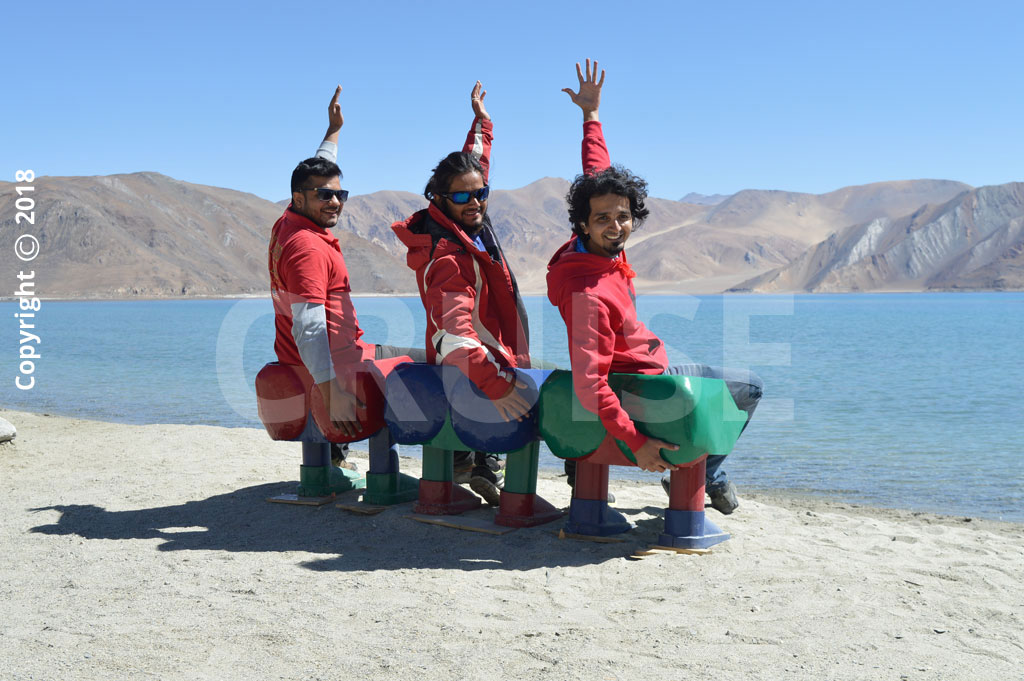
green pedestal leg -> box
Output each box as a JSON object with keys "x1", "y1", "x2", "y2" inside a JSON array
[
  {"x1": 298, "y1": 464, "x2": 365, "y2": 497},
  {"x1": 364, "y1": 472, "x2": 420, "y2": 505},
  {"x1": 496, "y1": 441, "x2": 563, "y2": 528}
]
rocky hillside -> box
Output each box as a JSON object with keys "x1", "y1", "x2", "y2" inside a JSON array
[
  {"x1": 2, "y1": 171, "x2": 1016, "y2": 298},
  {"x1": 730, "y1": 183, "x2": 1024, "y2": 292},
  {"x1": 0, "y1": 173, "x2": 415, "y2": 297}
]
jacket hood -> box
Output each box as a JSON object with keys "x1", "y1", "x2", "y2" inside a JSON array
[
  {"x1": 392, "y1": 203, "x2": 481, "y2": 270},
  {"x1": 546, "y1": 236, "x2": 632, "y2": 305}
]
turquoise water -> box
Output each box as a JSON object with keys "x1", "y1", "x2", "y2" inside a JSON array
[{"x1": 2, "y1": 293, "x2": 1021, "y2": 522}]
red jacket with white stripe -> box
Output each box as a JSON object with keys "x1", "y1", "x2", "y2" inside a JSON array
[
  {"x1": 545, "y1": 121, "x2": 668, "y2": 452},
  {"x1": 392, "y1": 117, "x2": 530, "y2": 400}
]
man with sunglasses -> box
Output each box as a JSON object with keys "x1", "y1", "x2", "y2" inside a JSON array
[
  {"x1": 392, "y1": 81, "x2": 531, "y2": 505},
  {"x1": 269, "y1": 86, "x2": 425, "y2": 458}
]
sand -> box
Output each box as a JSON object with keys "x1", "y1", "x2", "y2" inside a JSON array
[{"x1": 1, "y1": 408, "x2": 1021, "y2": 681}]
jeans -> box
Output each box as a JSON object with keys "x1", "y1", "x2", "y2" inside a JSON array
[{"x1": 662, "y1": 364, "x2": 764, "y2": 490}]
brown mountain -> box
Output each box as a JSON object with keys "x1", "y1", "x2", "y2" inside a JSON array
[
  {"x1": 730, "y1": 183, "x2": 1024, "y2": 292},
  {"x1": 2, "y1": 172, "x2": 1013, "y2": 299},
  {"x1": 0, "y1": 173, "x2": 415, "y2": 297}
]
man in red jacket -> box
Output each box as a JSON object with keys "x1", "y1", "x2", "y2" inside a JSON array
[
  {"x1": 270, "y1": 86, "x2": 425, "y2": 466},
  {"x1": 392, "y1": 82, "x2": 531, "y2": 505},
  {"x1": 547, "y1": 61, "x2": 763, "y2": 514}
]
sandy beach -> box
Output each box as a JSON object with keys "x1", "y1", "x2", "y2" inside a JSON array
[{"x1": 1, "y1": 408, "x2": 1021, "y2": 680}]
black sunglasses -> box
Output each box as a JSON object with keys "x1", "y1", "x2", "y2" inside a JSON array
[
  {"x1": 307, "y1": 187, "x2": 349, "y2": 203},
  {"x1": 440, "y1": 186, "x2": 489, "y2": 204}
]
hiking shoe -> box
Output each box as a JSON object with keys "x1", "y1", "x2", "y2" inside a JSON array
[
  {"x1": 331, "y1": 443, "x2": 358, "y2": 472},
  {"x1": 453, "y1": 451, "x2": 474, "y2": 484},
  {"x1": 708, "y1": 481, "x2": 739, "y2": 515},
  {"x1": 474, "y1": 452, "x2": 504, "y2": 473},
  {"x1": 469, "y1": 465, "x2": 504, "y2": 506},
  {"x1": 456, "y1": 451, "x2": 503, "y2": 483}
]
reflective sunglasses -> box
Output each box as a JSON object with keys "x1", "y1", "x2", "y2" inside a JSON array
[
  {"x1": 308, "y1": 187, "x2": 349, "y2": 202},
  {"x1": 441, "y1": 185, "x2": 489, "y2": 204}
]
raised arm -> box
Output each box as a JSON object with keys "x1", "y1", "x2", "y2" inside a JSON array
[
  {"x1": 462, "y1": 80, "x2": 493, "y2": 182},
  {"x1": 315, "y1": 85, "x2": 344, "y2": 163},
  {"x1": 563, "y1": 59, "x2": 610, "y2": 174}
]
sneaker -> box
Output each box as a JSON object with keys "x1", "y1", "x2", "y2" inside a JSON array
[
  {"x1": 469, "y1": 465, "x2": 504, "y2": 506},
  {"x1": 331, "y1": 443, "x2": 358, "y2": 472},
  {"x1": 474, "y1": 452, "x2": 504, "y2": 473},
  {"x1": 708, "y1": 481, "x2": 739, "y2": 515},
  {"x1": 455, "y1": 451, "x2": 503, "y2": 483}
]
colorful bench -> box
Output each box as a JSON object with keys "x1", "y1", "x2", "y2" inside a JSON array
[
  {"x1": 254, "y1": 359, "x2": 419, "y2": 505},
  {"x1": 539, "y1": 370, "x2": 748, "y2": 549},
  {"x1": 256, "y1": 362, "x2": 748, "y2": 547},
  {"x1": 383, "y1": 363, "x2": 563, "y2": 527}
]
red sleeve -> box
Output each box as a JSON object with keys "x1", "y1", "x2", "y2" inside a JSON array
[
  {"x1": 462, "y1": 117, "x2": 493, "y2": 183},
  {"x1": 424, "y1": 253, "x2": 515, "y2": 400},
  {"x1": 582, "y1": 120, "x2": 611, "y2": 175},
  {"x1": 278, "y1": 234, "x2": 330, "y2": 304},
  {"x1": 559, "y1": 290, "x2": 647, "y2": 452}
]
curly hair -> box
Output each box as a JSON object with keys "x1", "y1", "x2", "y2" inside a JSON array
[
  {"x1": 423, "y1": 152, "x2": 485, "y2": 201},
  {"x1": 566, "y1": 165, "x2": 650, "y2": 238},
  {"x1": 290, "y1": 157, "x2": 341, "y2": 194}
]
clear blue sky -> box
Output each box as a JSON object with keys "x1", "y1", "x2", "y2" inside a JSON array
[{"x1": 5, "y1": 0, "x2": 1022, "y2": 203}]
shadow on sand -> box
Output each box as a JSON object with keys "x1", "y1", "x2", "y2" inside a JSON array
[{"x1": 28, "y1": 482, "x2": 677, "y2": 572}]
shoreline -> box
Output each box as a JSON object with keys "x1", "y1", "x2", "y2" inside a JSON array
[
  {"x1": 3, "y1": 408, "x2": 1019, "y2": 528},
  {"x1": 3, "y1": 289, "x2": 1024, "y2": 304}
]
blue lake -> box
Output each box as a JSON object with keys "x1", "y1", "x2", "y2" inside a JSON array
[{"x1": 2, "y1": 293, "x2": 1022, "y2": 522}]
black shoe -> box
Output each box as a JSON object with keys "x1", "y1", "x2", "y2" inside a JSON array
[
  {"x1": 474, "y1": 452, "x2": 504, "y2": 473},
  {"x1": 469, "y1": 465, "x2": 503, "y2": 506},
  {"x1": 331, "y1": 443, "x2": 358, "y2": 472},
  {"x1": 708, "y1": 481, "x2": 739, "y2": 515}
]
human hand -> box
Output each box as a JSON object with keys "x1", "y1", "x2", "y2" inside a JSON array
[
  {"x1": 327, "y1": 85, "x2": 344, "y2": 133},
  {"x1": 562, "y1": 58, "x2": 604, "y2": 122},
  {"x1": 493, "y1": 379, "x2": 530, "y2": 422},
  {"x1": 632, "y1": 437, "x2": 680, "y2": 473},
  {"x1": 471, "y1": 80, "x2": 490, "y2": 121},
  {"x1": 318, "y1": 378, "x2": 365, "y2": 438}
]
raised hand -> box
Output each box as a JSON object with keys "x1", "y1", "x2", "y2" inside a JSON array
[
  {"x1": 327, "y1": 85, "x2": 344, "y2": 133},
  {"x1": 471, "y1": 80, "x2": 490, "y2": 121},
  {"x1": 562, "y1": 58, "x2": 605, "y2": 122}
]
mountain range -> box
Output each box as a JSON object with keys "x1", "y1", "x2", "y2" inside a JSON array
[{"x1": 1, "y1": 172, "x2": 1020, "y2": 298}]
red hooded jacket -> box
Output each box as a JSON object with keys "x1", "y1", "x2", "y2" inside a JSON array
[
  {"x1": 269, "y1": 206, "x2": 374, "y2": 373},
  {"x1": 545, "y1": 121, "x2": 668, "y2": 452},
  {"x1": 392, "y1": 118, "x2": 530, "y2": 400}
]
